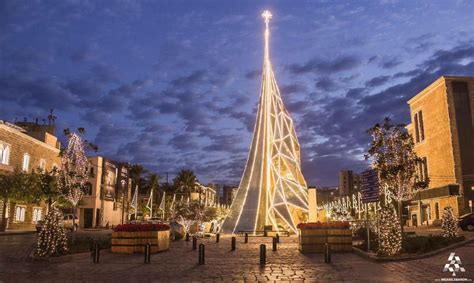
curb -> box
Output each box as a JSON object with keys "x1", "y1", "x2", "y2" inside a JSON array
[
  {"x1": 353, "y1": 238, "x2": 474, "y2": 262},
  {"x1": 28, "y1": 248, "x2": 112, "y2": 263}
]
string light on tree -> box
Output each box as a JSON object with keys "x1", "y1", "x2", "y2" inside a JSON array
[
  {"x1": 441, "y1": 206, "x2": 458, "y2": 238},
  {"x1": 378, "y1": 202, "x2": 402, "y2": 256},
  {"x1": 35, "y1": 207, "x2": 68, "y2": 257}
]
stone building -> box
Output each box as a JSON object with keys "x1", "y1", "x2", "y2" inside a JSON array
[
  {"x1": 0, "y1": 120, "x2": 61, "y2": 230},
  {"x1": 338, "y1": 170, "x2": 361, "y2": 197},
  {"x1": 78, "y1": 156, "x2": 131, "y2": 228},
  {"x1": 406, "y1": 76, "x2": 474, "y2": 226}
]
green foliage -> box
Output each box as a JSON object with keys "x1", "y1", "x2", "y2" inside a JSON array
[
  {"x1": 365, "y1": 117, "x2": 428, "y2": 201},
  {"x1": 202, "y1": 206, "x2": 231, "y2": 222},
  {"x1": 0, "y1": 169, "x2": 37, "y2": 202},
  {"x1": 173, "y1": 169, "x2": 197, "y2": 194},
  {"x1": 30, "y1": 168, "x2": 63, "y2": 208},
  {"x1": 402, "y1": 235, "x2": 464, "y2": 254}
]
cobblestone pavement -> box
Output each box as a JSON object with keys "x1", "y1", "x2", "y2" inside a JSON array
[{"x1": 0, "y1": 234, "x2": 473, "y2": 282}]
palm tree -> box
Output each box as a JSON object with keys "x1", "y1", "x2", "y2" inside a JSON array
[
  {"x1": 173, "y1": 169, "x2": 197, "y2": 195},
  {"x1": 129, "y1": 164, "x2": 147, "y2": 193}
]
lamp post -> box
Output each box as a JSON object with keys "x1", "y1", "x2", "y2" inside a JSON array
[
  {"x1": 121, "y1": 179, "x2": 126, "y2": 225},
  {"x1": 325, "y1": 211, "x2": 330, "y2": 243}
]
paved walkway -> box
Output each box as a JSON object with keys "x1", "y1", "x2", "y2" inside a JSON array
[{"x1": 0, "y1": 235, "x2": 473, "y2": 282}]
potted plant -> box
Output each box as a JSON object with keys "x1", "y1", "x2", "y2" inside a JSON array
[
  {"x1": 111, "y1": 223, "x2": 170, "y2": 253},
  {"x1": 298, "y1": 221, "x2": 352, "y2": 253}
]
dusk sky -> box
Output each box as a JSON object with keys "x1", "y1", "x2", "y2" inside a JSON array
[{"x1": 1, "y1": 0, "x2": 474, "y2": 187}]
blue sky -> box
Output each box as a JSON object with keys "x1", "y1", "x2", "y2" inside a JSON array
[{"x1": 1, "y1": 0, "x2": 474, "y2": 187}]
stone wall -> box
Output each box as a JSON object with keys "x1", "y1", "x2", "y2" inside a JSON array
[{"x1": 0, "y1": 123, "x2": 61, "y2": 230}]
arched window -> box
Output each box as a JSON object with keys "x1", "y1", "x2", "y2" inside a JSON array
[
  {"x1": 15, "y1": 206, "x2": 26, "y2": 222},
  {"x1": 0, "y1": 143, "x2": 10, "y2": 165},
  {"x1": 22, "y1": 153, "x2": 30, "y2": 171}
]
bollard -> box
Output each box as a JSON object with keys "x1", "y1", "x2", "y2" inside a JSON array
[
  {"x1": 260, "y1": 244, "x2": 266, "y2": 265},
  {"x1": 198, "y1": 244, "x2": 205, "y2": 265},
  {"x1": 272, "y1": 237, "x2": 277, "y2": 251},
  {"x1": 216, "y1": 233, "x2": 220, "y2": 243},
  {"x1": 92, "y1": 241, "x2": 100, "y2": 263},
  {"x1": 144, "y1": 243, "x2": 151, "y2": 264},
  {"x1": 276, "y1": 233, "x2": 280, "y2": 243},
  {"x1": 231, "y1": 236, "x2": 236, "y2": 251},
  {"x1": 244, "y1": 233, "x2": 248, "y2": 244},
  {"x1": 186, "y1": 233, "x2": 190, "y2": 242},
  {"x1": 193, "y1": 236, "x2": 197, "y2": 250},
  {"x1": 324, "y1": 243, "x2": 331, "y2": 263}
]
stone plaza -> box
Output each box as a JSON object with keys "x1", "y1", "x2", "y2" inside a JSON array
[{"x1": 1, "y1": 233, "x2": 473, "y2": 282}]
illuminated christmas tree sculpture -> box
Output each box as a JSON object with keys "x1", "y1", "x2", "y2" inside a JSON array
[{"x1": 222, "y1": 10, "x2": 308, "y2": 234}]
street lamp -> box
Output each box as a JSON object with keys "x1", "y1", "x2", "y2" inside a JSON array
[
  {"x1": 326, "y1": 211, "x2": 331, "y2": 244},
  {"x1": 121, "y1": 179, "x2": 126, "y2": 225}
]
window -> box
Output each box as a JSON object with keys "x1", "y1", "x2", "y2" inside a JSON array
[
  {"x1": 32, "y1": 208, "x2": 42, "y2": 222},
  {"x1": 15, "y1": 206, "x2": 26, "y2": 222},
  {"x1": 417, "y1": 157, "x2": 428, "y2": 183},
  {"x1": 22, "y1": 153, "x2": 30, "y2": 171},
  {"x1": 0, "y1": 143, "x2": 10, "y2": 165},
  {"x1": 414, "y1": 113, "x2": 420, "y2": 142},
  {"x1": 39, "y1": 159, "x2": 46, "y2": 171},
  {"x1": 414, "y1": 110, "x2": 425, "y2": 143},
  {"x1": 418, "y1": 110, "x2": 425, "y2": 141}
]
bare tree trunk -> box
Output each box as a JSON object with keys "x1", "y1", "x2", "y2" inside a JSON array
[
  {"x1": 398, "y1": 200, "x2": 404, "y2": 240},
  {"x1": 71, "y1": 204, "x2": 77, "y2": 244},
  {"x1": 1, "y1": 197, "x2": 8, "y2": 232}
]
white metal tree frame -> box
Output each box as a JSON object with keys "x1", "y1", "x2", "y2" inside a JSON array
[{"x1": 222, "y1": 11, "x2": 308, "y2": 234}]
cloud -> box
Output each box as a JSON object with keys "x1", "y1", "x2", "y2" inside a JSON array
[
  {"x1": 288, "y1": 55, "x2": 361, "y2": 75},
  {"x1": 365, "y1": 75, "x2": 391, "y2": 88},
  {"x1": 315, "y1": 77, "x2": 338, "y2": 91}
]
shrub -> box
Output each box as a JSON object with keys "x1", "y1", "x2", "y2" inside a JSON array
[{"x1": 402, "y1": 235, "x2": 464, "y2": 254}]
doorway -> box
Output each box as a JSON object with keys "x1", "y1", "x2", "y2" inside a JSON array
[{"x1": 83, "y1": 208, "x2": 93, "y2": 228}]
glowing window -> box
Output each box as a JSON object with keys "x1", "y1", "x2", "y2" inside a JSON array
[
  {"x1": 15, "y1": 206, "x2": 26, "y2": 222},
  {"x1": 0, "y1": 143, "x2": 10, "y2": 165},
  {"x1": 32, "y1": 208, "x2": 42, "y2": 222},
  {"x1": 22, "y1": 153, "x2": 30, "y2": 171}
]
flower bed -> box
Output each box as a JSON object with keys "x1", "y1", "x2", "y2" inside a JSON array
[
  {"x1": 114, "y1": 223, "x2": 170, "y2": 232},
  {"x1": 111, "y1": 224, "x2": 170, "y2": 254},
  {"x1": 298, "y1": 221, "x2": 352, "y2": 253}
]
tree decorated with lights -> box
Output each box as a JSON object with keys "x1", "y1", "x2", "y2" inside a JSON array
[
  {"x1": 58, "y1": 128, "x2": 96, "y2": 242},
  {"x1": 441, "y1": 206, "x2": 458, "y2": 238},
  {"x1": 35, "y1": 207, "x2": 68, "y2": 257},
  {"x1": 365, "y1": 117, "x2": 428, "y2": 238},
  {"x1": 378, "y1": 202, "x2": 402, "y2": 256}
]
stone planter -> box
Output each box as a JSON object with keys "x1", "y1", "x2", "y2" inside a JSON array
[
  {"x1": 111, "y1": 230, "x2": 170, "y2": 253},
  {"x1": 298, "y1": 228, "x2": 352, "y2": 253}
]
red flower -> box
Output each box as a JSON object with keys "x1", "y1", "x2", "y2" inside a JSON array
[
  {"x1": 297, "y1": 221, "x2": 350, "y2": 229},
  {"x1": 113, "y1": 223, "x2": 170, "y2": 232}
]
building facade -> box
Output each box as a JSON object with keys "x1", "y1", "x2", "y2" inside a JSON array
[
  {"x1": 338, "y1": 170, "x2": 361, "y2": 197},
  {"x1": 0, "y1": 120, "x2": 61, "y2": 230},
  {"x1": 406, "y1": 76, "x2": 474, "y2": 226},
  {"x1": 221, "y1": 185, "x2": 237, "y2": 206},
  {"x1": 78, "y1": 156, "x2": 131, "y2": 228}
]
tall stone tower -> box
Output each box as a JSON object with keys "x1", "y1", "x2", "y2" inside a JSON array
[{"x1": 222, "y1": 11, "x2": 308, "y2": 234}]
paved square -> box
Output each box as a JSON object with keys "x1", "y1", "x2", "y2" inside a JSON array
[{"x1": 0, "y1": 234, "x2": 473, "y2": 282}]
